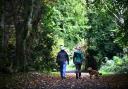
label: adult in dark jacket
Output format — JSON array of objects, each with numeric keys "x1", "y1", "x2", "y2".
[
  {"x1": 57, "y1": 46, "x2": 69, "y2": 79},
  {"x1": 86, "y1": 53, "x2": 97, "y2": 70}
]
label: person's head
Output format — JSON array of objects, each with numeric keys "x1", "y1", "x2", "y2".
[
  {"x1": 60, "y1": 45, "x2": 65, "y2": 50},
  {"x1": 75, "y1": 46, "x2": 81, "y2": 50}
]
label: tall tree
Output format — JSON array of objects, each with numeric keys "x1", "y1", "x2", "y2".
[{"x1": 0, "y1": 0, "x2": 42, "y2": 72}]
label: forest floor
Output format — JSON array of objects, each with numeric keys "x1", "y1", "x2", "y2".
[{"x1": 0, "y1": 72, "x2": 128, "y2": 89}]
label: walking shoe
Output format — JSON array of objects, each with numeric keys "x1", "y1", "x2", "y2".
[
  {"x1": 79, "y1": 77, "x2": 82, "y2": 79},
  {"x1": 62, "y1": 77, "x2": 66, "y2": 79}
]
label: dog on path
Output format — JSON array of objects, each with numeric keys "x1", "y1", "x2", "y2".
[{"x1": 87, "y1": 67, "x2": 102, "y2": 79}]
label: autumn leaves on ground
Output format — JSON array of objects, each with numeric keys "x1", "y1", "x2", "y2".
[{"x1": 1, "y1": 72, "x2": 128, "y2": 89}]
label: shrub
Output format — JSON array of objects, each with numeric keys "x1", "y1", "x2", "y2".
[{"x1": 99, "y1": 55, "x2": 128, "y2": 74}]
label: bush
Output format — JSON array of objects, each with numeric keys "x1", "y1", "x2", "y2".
[{"x1": 99, "y1": 55, "x2": 128, "y2": 74}]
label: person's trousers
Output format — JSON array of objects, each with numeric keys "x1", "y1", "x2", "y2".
[
  {"x1": 75, "y1": 63, "x2": 82, "y2": 79},
  {"x1": 60, "y1": 61, "x2": 67, "y2": 79}
]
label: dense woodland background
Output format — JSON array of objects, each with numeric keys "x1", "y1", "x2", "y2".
[{"x1": 0, "y1": 0, "x2": 128, "y2": 74}]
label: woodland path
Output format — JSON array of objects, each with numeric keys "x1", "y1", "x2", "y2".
[{"x1": 1, "y1": 72, "x2": 128, "y2": 89}]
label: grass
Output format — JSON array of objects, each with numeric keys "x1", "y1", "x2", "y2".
[
  {"x1": 67, "y1": 60, "x2": 75, "y2": 71},
  {"x1": 51, "y1": 72, "x2": 60, "y2": 77}
]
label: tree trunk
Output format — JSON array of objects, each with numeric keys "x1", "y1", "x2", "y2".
[
  {"x1": 16, "y1": 28, "x2": 25, "y2": 71},
  {"x1": 13, "y1": 0, "x2": 32, "y2": 71}
]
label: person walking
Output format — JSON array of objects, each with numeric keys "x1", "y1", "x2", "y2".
[
  {"x1": 56, "y1": 46, "x2": 69, "y2": 79},
  {"x1": 86, "y1": 52, "x2": 97, "y2": 71},
  {"x1": 73, "y1": 47, "x2": 84, "y2": 79}
]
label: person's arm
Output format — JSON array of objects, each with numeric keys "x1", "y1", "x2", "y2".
[
  {"x1": 66, "y1": 53, "x2": 69, "y2": 64},
  {"x1": 73, "y1": 52, "x2": 75, "y2": 64},
  {"x1": 56, "y1": 53, "x2": 60, "y2": 64}
]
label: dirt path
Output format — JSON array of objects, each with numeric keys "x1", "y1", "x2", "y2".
[
  {"x1": 44, "y1": 73, "x2": 128, "y2": 89},
  {"x1": 1, "y1": 72, "x2": 128, "y2": 89}
]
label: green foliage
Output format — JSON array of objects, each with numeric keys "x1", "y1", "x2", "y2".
[
  {"x1": 97, "y1": 0, "x2": 128, "y2": 47},
  {"x1": 1, "y1": 0, "x2": 128, "y2": 73},
  {"x1": 48, "y1": 0, "x2": 88, "y2": 49},
  {"x1": 113, "y1": 56, "x2": 123, "y2": 66},
  {"x1": 29, "y1": 3, "x2": 56, "y2": 72},
  {"x1": 85, "y1": 0, "x2": 123, "y2": 66},
  {"x1": 100, "y1": 55, "x2": 128, "y2": 74},
  {"x1": 37, "y1": 0, "x2": 89, "y2": 72}
]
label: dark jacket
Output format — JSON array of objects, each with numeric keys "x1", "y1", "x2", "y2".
[
  {"x1": 57, "y1": 50, "x2": 69, "y2": 64},
  {"x1": 86, "y1": 54, "x2": 97, "y2": 70}
]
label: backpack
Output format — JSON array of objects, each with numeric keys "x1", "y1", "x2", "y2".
[{"x1": 73, "y1": 51, "x2": 83, "y2": 63}]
